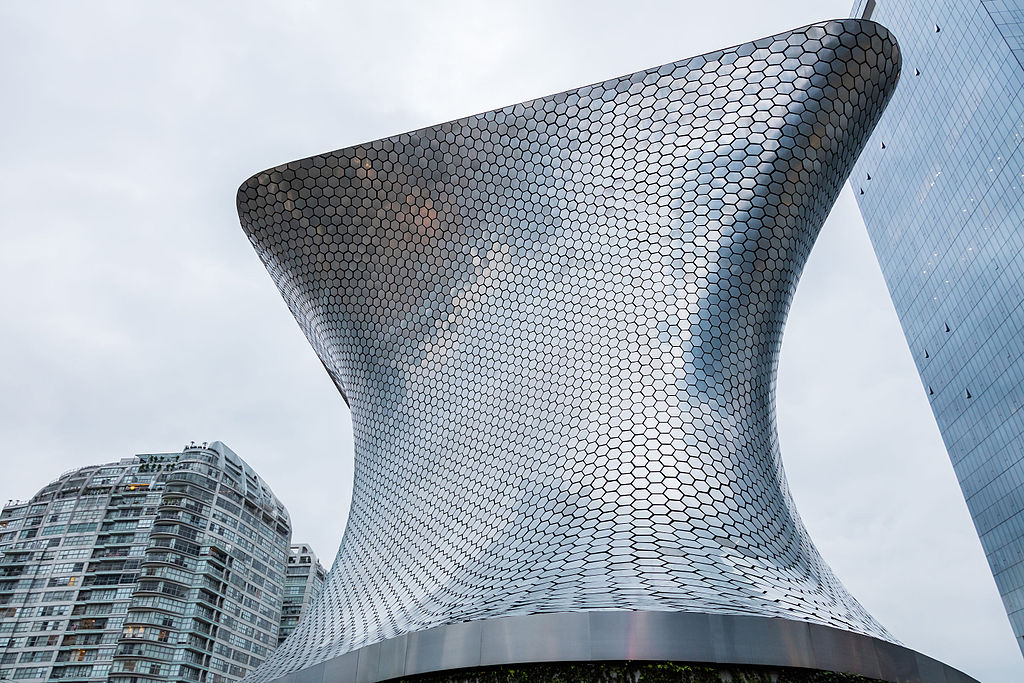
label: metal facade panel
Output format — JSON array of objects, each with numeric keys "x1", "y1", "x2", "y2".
[
  {"x1": 480, "y1": 613, "x2": 591, "y2": 665},
  {"x1": 708, "y1": 615, "x2": 815, "y2": 669},
  {"x1": 321, "y1": 653, "x2": 357, "y2": 683},
  {"x1": 404, "y1": 621, "x2": 483, "y2": 676},
  {"x1": 353, "y1": 643, "x2": 379, "y2": 683},
  {"x1": 587, "y1": 611, "x2": 715, "y2": 662},
  {"x1": 292, "y1": 664, "x2": 324, "y2": 683},
  {"x1": 806, "y1": 622, "x2": 885, "y2": 680},
  {"x1": 374, "y1": 636, "x2": 407, "y2": 681}
]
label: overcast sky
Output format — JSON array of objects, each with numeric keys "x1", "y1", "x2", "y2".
[{"x1": 0, "y1": 2, "x2": 1020, "y2": 681}]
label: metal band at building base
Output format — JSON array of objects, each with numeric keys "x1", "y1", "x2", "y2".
[{"x1": 275, "y1": 612, "x2": 976, "y2": 683}]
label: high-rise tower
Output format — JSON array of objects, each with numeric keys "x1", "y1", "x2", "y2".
[
  {"x1": 850, "y1": 0, "x2": 1024, "y2": 656},
  {"x1": 278, "y1": 545, "x2": 325, "y2": 645},
  {"x1": 0, "y1": 442, "x2": 293, "y2": 683}
]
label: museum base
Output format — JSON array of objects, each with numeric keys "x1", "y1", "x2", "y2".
[{"x1": 268, "y1": 612, "x2": 976, "y2": 683}]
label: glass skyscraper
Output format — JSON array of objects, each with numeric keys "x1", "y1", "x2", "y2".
[{"x1": 851, "y1": 0, "x2": 1024, "y2": 656}]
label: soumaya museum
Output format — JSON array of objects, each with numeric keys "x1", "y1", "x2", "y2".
[
  {"x1": 8, "y1": 1, "x2": 1024, "y2": 683},
  {"x1": 234, "y1": 12, "x2": 979, "y2": 683}
]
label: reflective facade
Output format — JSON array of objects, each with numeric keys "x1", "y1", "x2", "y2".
[
  {"x1": 0, "y1": 442, "x2": 292, "y2": 683},
  {"x1": 236, "y1": 18, "x2": 922, "y2": 682},
  {"x1": 851, "y1": 0, "x2": 1024, "y2": 655}
]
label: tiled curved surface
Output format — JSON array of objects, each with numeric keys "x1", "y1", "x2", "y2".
[{"x1": 238, "y1": 18, "x2": 902, "y2": 681}]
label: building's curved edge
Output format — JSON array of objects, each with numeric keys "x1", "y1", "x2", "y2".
[
  {"x1": 271, "y1": 611, "x2": 975, "y2": 683},
  {"x1": 233, "y1": 17, "x2": 897, "y2": 198}
]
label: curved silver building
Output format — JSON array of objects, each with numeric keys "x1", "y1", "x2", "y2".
[{"x1": 238, "y1": 18, "x2": 973, "y2": 683}]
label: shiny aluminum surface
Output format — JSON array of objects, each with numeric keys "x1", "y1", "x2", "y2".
[
  {"x1": 261, "y1": 612, "x2": 979, "y2": 683},
  {"x1": 238, "y1": 18, "x2": 906, "y2": 682}
]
